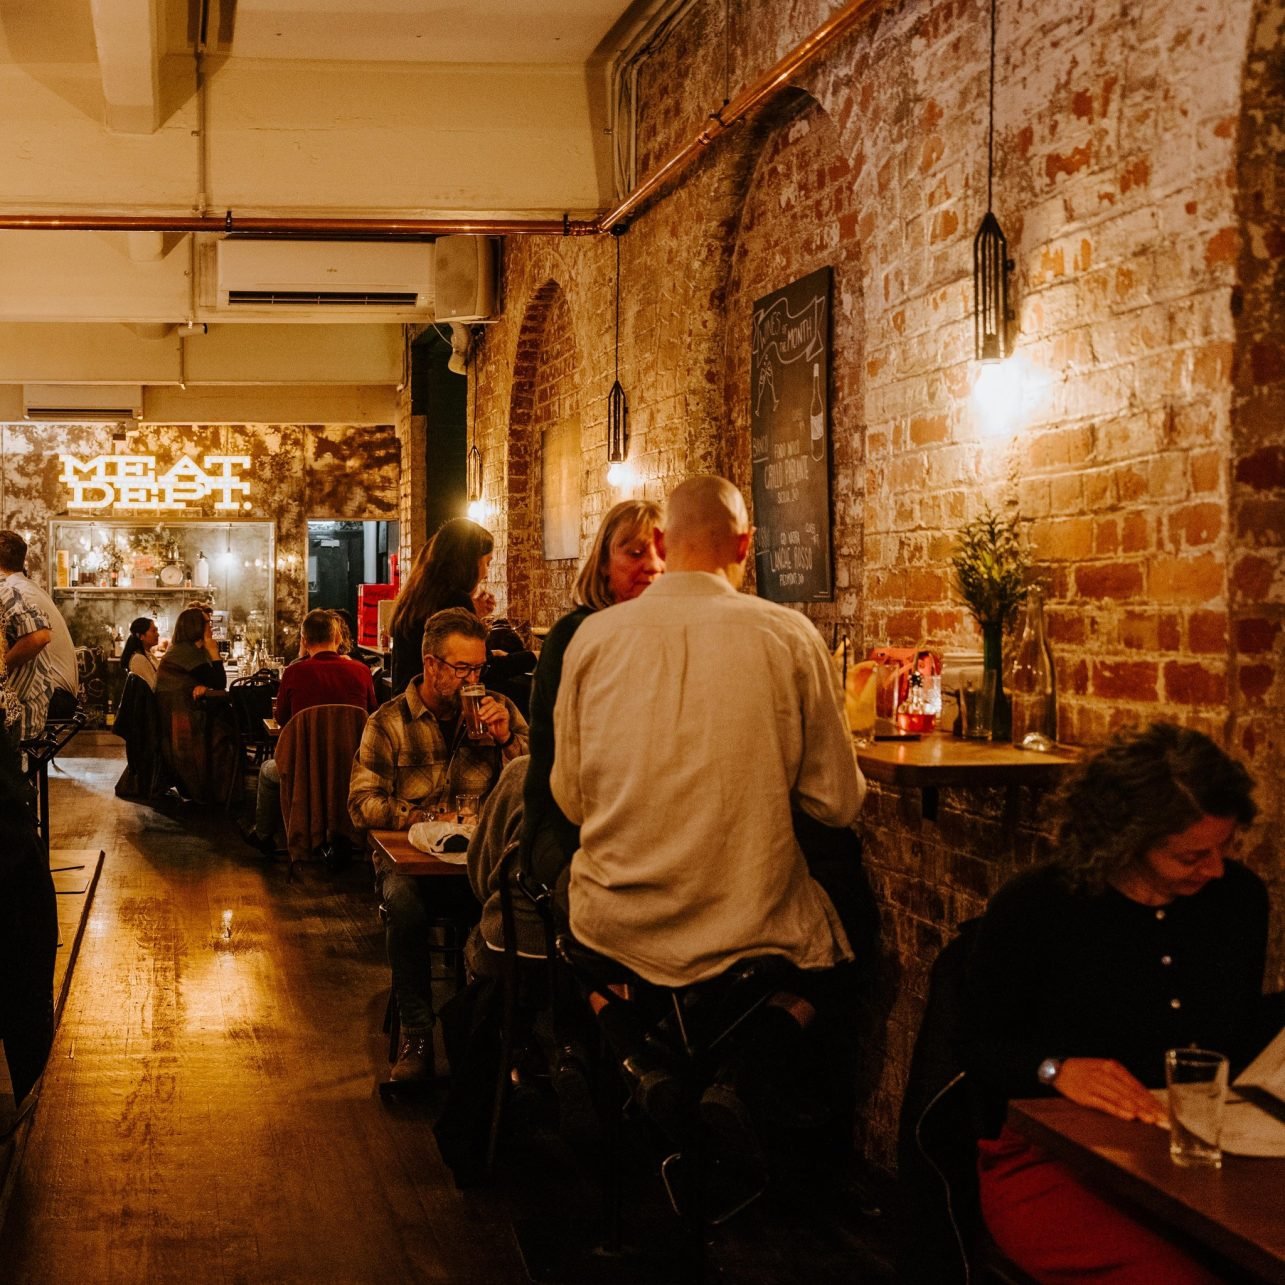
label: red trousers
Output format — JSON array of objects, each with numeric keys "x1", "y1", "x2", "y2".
[{"x1": 977, "y1": 1124, "x2": 1222, "y2": 1284}]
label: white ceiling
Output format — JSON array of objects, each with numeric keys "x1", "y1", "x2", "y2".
[{"x1": 0, "y1": 0, "x2": 648, "y2": 417}]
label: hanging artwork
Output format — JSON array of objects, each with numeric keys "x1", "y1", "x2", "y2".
[{"x1": 749, "y1": 267, "x2": 834, "y2": 603}]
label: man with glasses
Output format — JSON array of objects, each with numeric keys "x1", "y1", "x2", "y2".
[{"x1": 350, "y1": 607, "x2": 528, "y2": 1082}]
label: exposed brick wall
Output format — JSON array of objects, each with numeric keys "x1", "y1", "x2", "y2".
[
  {"x1": 455, "y1": 0, "x2": 1284, "y2": 1170},
  {"x1": 1231, "y1": 0, "x2": 1285, "y2": 986}
]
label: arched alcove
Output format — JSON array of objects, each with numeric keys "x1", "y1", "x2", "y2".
[
  {"x1": 722, "y1": 89, "x2": 865, "y2": 636},
  {"x1": 504, "y1": 279, "x2": 581, "y2": 625}
]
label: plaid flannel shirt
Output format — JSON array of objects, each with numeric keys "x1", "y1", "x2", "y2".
[{"x1": 348, "y1": 678, "x2": 528, "y2": 872}]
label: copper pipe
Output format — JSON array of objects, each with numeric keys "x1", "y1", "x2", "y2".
[
  {"x1": 0, "y1": 212, "x2": 597, "y2": 237},
  {"x1": 0, "y1": 0, "x2": 883, "y2": 241},
  {"x1": 597, "y1": 0, "x2": 886, "y2": 231}
]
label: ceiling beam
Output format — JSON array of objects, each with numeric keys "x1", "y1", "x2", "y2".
[{"x1": 90, "y1": 0, "x2": 164, "y2": 134}]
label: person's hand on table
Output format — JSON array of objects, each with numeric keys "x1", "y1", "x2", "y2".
[{"x1": 1053, "y1": 1057, "x2": 1167, "y2": 1125}]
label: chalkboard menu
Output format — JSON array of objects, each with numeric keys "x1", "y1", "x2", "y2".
[{"x1": 750, "y1": 267, "x2": 834, "y2": 602}]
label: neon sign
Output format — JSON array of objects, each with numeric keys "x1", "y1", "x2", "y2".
[{"x1": 59, "y1": 454, "x2": 253, "y2": 511}]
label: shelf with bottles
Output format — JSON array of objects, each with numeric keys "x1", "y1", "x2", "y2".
[{"x1": 49, "y1": 517, "x2": 276, "y2": 653}]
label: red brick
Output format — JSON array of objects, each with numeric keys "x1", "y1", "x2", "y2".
[
  {"x1": 1231, "y1": 554, "x2": 1274, "y2": 599},
  {"x1": 1234, "y1": 616, "x2": 1280, "y2": 653},
  {"x1": 909, "y1": 414, "x2": 950, "y2": 445},
  {"x1": 1158, "y1": 613, "x2": 1181, "y2": 652},
  {"x1": 1046, "y1": 143, "x2": 1092, "y2": 182},
  {"x1": 1150, "y1": 553, "x2": 1224, "y2": 604},
  {"x1": 1120, "y1": 612, "x2": 1159, "y2": 651},
  {"x1": 1168, "y1": 502, "x2": 1223, "y2": 549},
  {"x1": 1093, "y1": 660, "x2": 1159, "y2": 701},
  {"x1": 1204, "y1": 226, "x2": 1238, "y2": 268},
  {"x1": 1188, "y1": 610, "x2": 1228, "y2": 653},
  {"x1": 1237, "y1": 499, "x2": 1285, "y2": 544},
  {"x1": 1191, "y1": 450, "x2": 1222, "y2": 494},
  {"x1": 1075, "y1": 561, "x2": 1144, "y2": 599},
  {"x1": 1163, "y1": 661, "x2": 1227, "y2": 706},
  {"x1": 1239, "y1": 664, "x2": 1276, "y2": 702},
  {"x1": 1095, "y1": 516, "x2": 1119, "y2": 555},
  {"x1": 1233, "y1": 449, "x2": 1285, "y2": 493}
]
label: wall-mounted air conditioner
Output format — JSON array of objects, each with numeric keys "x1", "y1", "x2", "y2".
[
  {"x1": 211, "y1": 240, "x2": 435, "y2": 316},
  {"x1": 23, "y1": 384, "x2": 142, "y2": 422}
]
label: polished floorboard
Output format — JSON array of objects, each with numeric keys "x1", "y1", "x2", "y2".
[{"x1": 0, "y1": 734, "x2": 894, "y2": 1284}]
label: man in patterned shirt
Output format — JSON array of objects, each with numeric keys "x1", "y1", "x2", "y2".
[
  {"x1": 349, "y1": 607, "x2": 528, "y2": 1082},
  {"x1": 0, "y1": 531, "x2": 56, "y2": 745}
]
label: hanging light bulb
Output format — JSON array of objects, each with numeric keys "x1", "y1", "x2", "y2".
[
  {"x1": 465, "y1": 338, "x2": 486, "y2": 519},
  {"x1": 973, "y1": 0, "x2": 1014, "y2": 363},
  {"x1": 606, "y1": 227, "x2": 630, "y2": 479}
]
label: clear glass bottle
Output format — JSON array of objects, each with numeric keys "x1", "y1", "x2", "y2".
[{"x1": 1009, "y1": 587, "x2": 1057, "y2": 752}]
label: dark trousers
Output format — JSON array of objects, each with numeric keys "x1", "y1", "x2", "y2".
[
  {"x1": 0, "y1": 850, "x2": 58, "y2": 1103},
  {"x1": 46, "y1": 687, "x2": 79, "y2": 721}
]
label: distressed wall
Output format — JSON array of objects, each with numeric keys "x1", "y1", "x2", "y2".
[
  {"x1": 0, "y1": 421, "x2": 398, "y2": 652},
  {"x1": 464, "y1": 0, "x2": 1284, "y2": 1170}
]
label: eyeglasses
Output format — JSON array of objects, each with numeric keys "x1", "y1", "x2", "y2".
[{"x1": 431, "y1": 657, "x2": 485, "y2": 678}]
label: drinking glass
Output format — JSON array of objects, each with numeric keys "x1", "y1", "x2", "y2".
[
  {"x1": 460, "y1": 684, "x2": 487, "y2": 738},
  {"x1": 454, "y1": 793, "x2": 480, "y2": 822},
  {"x1": 1165, "y1": 1047, "x2": 1228, "y2": 1168},
  {"x1": 846, "y1": 660, "x2": 877, "y2": 746},
  {"x1": 960, "y1": 668, "x2": 997, "y2": 740}
]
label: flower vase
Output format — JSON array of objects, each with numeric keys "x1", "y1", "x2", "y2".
[{"x1": 982, "y1": 620, "x2": 1011, "y2": 741}]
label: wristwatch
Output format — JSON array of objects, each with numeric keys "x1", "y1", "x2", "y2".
[{"x1": 1037, "y1": 1057, "x2": 1063, "y2": 1087}]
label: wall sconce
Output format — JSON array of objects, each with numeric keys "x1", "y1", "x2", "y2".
[
  {"x1": 606, "y1": 226, "x2": 630, "y2": 479},
  {"x1": 973, "y1": 0, "x2": 1014, "y2": 363}
]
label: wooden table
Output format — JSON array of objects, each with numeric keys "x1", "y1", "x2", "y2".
[
  {"x1": 1009, "y1": 1096, "x2": 1285, "y2": 1283},
  {"x1": 370, "y1": 828, "x2": 471, "y2": 878},
  {"x1": 855, "y1": 734, "x2": 1080, "y2": 819}
]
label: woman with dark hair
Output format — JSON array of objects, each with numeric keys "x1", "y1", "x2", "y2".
[
  {"x1": 119, "y1": 616, "x2": 160, "y2": 689},
  {"x1": 388, "y1": 518, "x2": 494, "y2": 694},
  {"x1": 958, "y1": 722, "x2": 1282, "y2": 1283},
  {"x1": 155, "y1": 606, "x2": 236, "y2": 803}
]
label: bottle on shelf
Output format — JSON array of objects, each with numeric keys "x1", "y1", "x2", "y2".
[
  {"x1": 1009, "y1": 587, "x2": 1057, "y2": 752},
  {"x1": 194, "y1": 551, "x2": 209, "y2": 588},
  {"x1": 69, "y1": 553, "x2": 80, "y2": 586}
]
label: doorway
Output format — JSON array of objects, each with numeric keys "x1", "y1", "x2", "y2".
[{"x1": 306, "y1": 520, "x2": 399, "y2": 619}]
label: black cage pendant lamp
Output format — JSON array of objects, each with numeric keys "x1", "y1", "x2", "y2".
[
  {"x1": 466, "y1": 355, "x2": 484, "y2": 517},
  {"x1": 607, "y1": 228, "x2": 629, "y2": 476},
  {"x1": 974, "y1": 0, "x2": 1014, "y2": 362}
]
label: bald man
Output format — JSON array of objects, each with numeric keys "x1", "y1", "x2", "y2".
[{"x1": 550, "y1": 475, "x2": 865, "y2": 987}]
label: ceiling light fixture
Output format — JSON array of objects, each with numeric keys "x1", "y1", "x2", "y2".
[{"x1": 973, "y1": 0, "x2": 1014, "y2": 363}]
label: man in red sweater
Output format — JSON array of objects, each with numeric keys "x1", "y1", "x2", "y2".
[{"x1": 241, "y1": 609, "x2": 377, "y2": 854}]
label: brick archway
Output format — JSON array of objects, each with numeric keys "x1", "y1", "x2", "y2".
[{"x1": 504, "y1": 279, "x2": 580, "y2": 625}]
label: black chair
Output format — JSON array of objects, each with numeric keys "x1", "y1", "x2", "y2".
[
  {"x1": 19, "y1": 707, "x2": 86, "y2": 855},
  {"x1": 896, "y1": 921, "x2": 1039, "y2": 1285},
  {"x1": 227, "y1": 670, "x2": 278, "y2": 769}
]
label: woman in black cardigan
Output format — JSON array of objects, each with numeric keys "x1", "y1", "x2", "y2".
[{"x1": 958, "y1": 722, "x2": 1281, "y2": 1284}]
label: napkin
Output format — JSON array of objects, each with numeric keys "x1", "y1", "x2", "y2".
[{"x1": 407, "y1": 820, "x2": 473, "y2": 864}]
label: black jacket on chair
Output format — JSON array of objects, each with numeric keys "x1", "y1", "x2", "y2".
[{"x1": 113, "y1": 672, "x2": 167, "y2": 800}]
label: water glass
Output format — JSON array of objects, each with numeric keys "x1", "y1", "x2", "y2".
[
  {"x1": 454, "y1": 793, "x2": 480, "y2": 822},
  {"x1": 960, "y1": 668, "x2": 997, "y2": 740},
  {"x1": 1165, "y1": 1047, "x2": 1228, "y2": 1168}
]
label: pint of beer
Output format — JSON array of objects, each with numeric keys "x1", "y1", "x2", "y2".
[{"x1": 461, "y1": 684, "x2": 487, "y2": 738}]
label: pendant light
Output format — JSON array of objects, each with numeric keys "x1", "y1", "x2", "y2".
[
  {"x1": 973, "y1": 0, "x2": 1014, "y2": 362},
  {"x1": 466, "y1": 346, "x2": 485, "y2": 522},
  {"x1": 606, "y1": 226, "x2": 630, "y2": 485}
]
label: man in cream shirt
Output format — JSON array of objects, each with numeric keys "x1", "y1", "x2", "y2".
[{"x1": 551, "y1": 475, "x2": 865, "y2": 1140}]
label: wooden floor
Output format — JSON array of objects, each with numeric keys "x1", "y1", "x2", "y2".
[{"x1": 0, "y1": 734, "x2": 895, "y2": 1284}]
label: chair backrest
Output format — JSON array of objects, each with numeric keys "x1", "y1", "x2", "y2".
[
  {"x1": 275, "y1": 703, "x2": 369, "y2": 862},
  {"x1": 896, "y1": 919, "x2": 984, "y2": 1285}
]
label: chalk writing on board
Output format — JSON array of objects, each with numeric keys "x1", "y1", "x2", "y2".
[{"x1": 750, "y1": 268, "x2": 834, "y2": 603}]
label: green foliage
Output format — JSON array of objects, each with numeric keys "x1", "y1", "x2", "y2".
[{"x1": 951, "y1": 505, "x2": 1030, "y2": 629}]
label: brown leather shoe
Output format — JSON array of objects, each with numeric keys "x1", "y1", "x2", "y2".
[{"x1": 390, "y1": 1031, "x2": 435, "y2": 1082}]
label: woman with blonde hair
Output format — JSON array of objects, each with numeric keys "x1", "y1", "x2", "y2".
[
  {"x1": 388, "y1": 517, "x2": 494, "y2": 694},
  {"x1": 520, "y1": 498, "x2": 663, "y2": 884}
]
